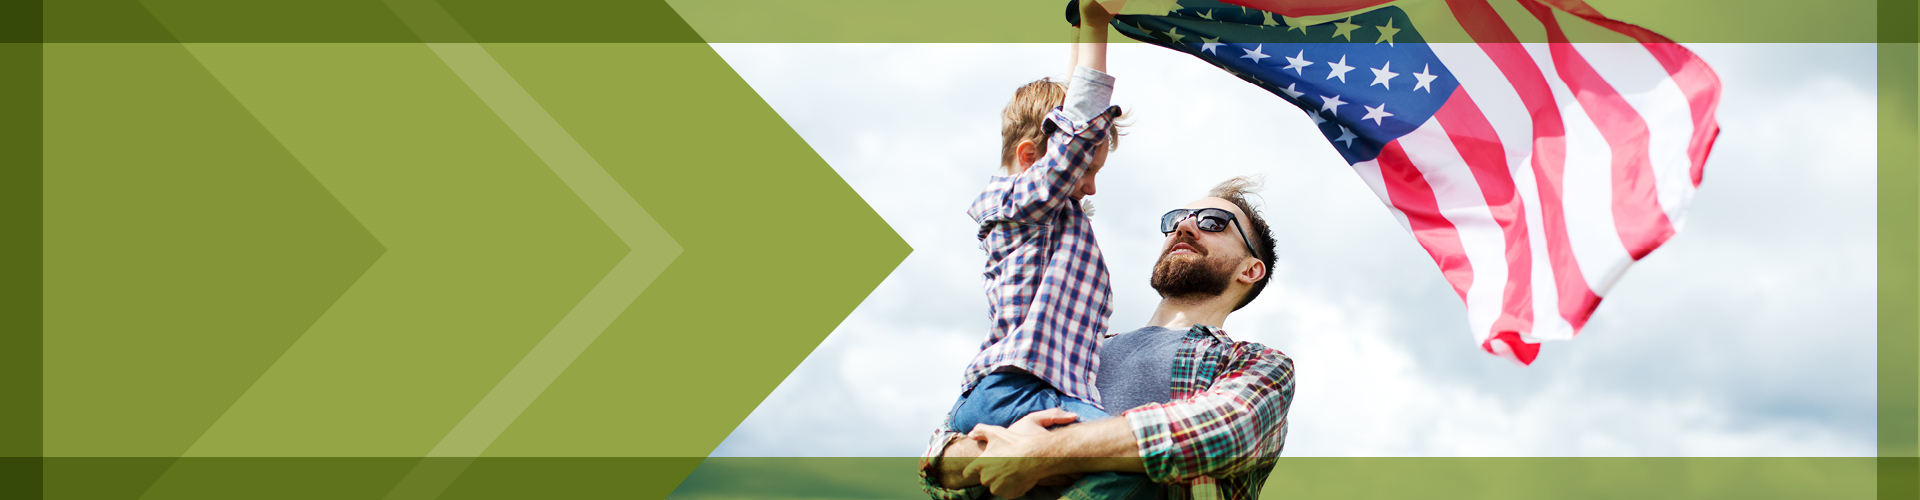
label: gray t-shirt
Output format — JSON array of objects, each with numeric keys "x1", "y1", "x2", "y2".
[{"x1": 1096, "y1": 326, "x2": 1183, "y2": 415}]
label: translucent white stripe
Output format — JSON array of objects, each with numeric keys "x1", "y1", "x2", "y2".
[
  {"x1": 1573, "y1": 42, "x2": 1698, "y2": 231},
  {"x1": 1395, "y1": 118, "x2": 1510, "y2": 345},
  {"x1": 1430, "y1": 43, "x2": 1573, "y2": 341},
  {"x1": 1350, "y1": 159, "x2": 1413, "y2": 232},
  {"x1": 1524, "y1": 42, "x2": 1634, "y2": 297}
]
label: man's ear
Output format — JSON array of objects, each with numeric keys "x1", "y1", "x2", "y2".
[
  {"x1": 1016, "y1": 139, "x2": 1041, "y2": 168},
  {"x1": 1239, "y1": 259, "x2": 1267, "y2": 284}
]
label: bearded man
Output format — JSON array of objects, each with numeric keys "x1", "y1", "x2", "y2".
[{"x1": 922, "y1": 177, "x2": 1297, "y2": 500}]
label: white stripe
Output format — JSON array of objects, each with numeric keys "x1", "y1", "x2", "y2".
[
  {"x1": 1524, "y1": 42, "x2": 1634, "y2": 297},
  {"x1": 1572, "y1": 42, "x2": 1698, "y2": 231},
  {"x1": 1430, "y1": 43, "x2": 1573, "y2": 341},
  {"x1": 1395, "y1": 118, "x2": 1510, "y2": 345},
  {"x1": 1350, "y1": 159, "x2": 1414, "y2": 232}
]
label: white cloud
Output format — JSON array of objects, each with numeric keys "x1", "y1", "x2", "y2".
[{"x1": 707, "y1": 43, "x2": 1875, "y2": 457}]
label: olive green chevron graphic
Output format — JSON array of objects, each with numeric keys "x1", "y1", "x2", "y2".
[
  {"x1": 42, "y1": 5, "x2": 905, "y2": 497},
  {"x1": 42, "y1": 42, "x2": 387, "y2": 458}
]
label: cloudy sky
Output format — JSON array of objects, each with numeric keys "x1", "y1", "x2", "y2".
[{"x1": 704, "y1": 43, "x2": 1877, "y2": 457}]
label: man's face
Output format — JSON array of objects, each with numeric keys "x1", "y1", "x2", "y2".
[{"x1": 1151, "y1": 197, "x2": 1253, "y2": 299}]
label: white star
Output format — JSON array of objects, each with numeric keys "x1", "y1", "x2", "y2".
[
  {"x1": 1261, "y1": 11, "x2": 1279, "y2": 26},
  {"x1": 1413, "y1": 64, "x2": 1439, "y2": 93},
  {"x1": 1278, "y1": 82, "x2": 1305, "y2": 99},
  {"x1": 1319, "y1": 94, "x2": 1347, "y2": 115},
  {"x1": 1200, "y1": 36, "x2": 1223, "y2": 54},
  {"x1": 1197, "y1": 9, "x2": 1214, "y2": 20},
  {"x1": 1334, "y1": 125, "x2": 1358, "y2": 147},
  {"x1": 1362, "y1": 103, "x2": 1395, "y2": 125},
  {"x1": 1240, "y1": 44, "x2": 1271, "y2": 63},
  {"x1": 1309, "y1": 110, "x2": 1327, "y2": 124},
  {"x1": 1325, "y1": 55, "x2": 1355, "y2": 83},
  {"x1": 1375, "y1": 18, "x2": 1402, "y2": 46},
  {"x1": 1282, "y1": 50, "x2": 1313, "y2": 74},
  {"x1": 1284, "y1": 15, "x2": 1310, "y2": 34},
  {"x1": 1369, "y1": 61, "x2": 1399, "y2": 89},
  {"x1": 1165, "y1": 27, "x2": 1186, "y2": 43}
]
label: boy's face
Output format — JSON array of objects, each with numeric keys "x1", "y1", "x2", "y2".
[{"x1": 1070, "y1": 141, "x2": 1108, "y2": 200}]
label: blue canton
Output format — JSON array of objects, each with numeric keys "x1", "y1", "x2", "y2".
[{"x1": 1114, "y1": 3, "x2": 1461, "y2": 164}]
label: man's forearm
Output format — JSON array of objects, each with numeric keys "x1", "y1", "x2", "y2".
[
  {"x1": 1035, "y1": 417, "x2": 1146, "y2": 476},
  {"x1": 937, "y1": 434, "x2": 985, "y2": 489}
]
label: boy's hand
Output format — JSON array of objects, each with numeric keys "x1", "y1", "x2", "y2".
[{"x1": 1081, "y1": 0, "x2": 1119, "y2": 27}]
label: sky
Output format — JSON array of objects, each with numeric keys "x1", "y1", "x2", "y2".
[{"x1": 704, "y1": 43, "x2": 1878, "y2": 457}]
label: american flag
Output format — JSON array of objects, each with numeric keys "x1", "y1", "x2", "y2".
[{"x1": 1105, "y1": 0, "x2": 1722, "y2": 364}]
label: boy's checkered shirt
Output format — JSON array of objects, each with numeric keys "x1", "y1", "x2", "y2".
[{"x1": 960, "y1": 99, "x2": 1122, "y2": 406}]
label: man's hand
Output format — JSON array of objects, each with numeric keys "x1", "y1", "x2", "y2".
[{"x1": 961, "y1": 409, "x2": 1078, "y2": 499}]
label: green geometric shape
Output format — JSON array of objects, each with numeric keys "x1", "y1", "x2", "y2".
[
  {"x1": 1880, "y1": 41, "x2": 1919, "y2": 460},
  {"x1": 43, "y1": 457, "x2": 178, "y2": 500},
  {"x1": 436, "y1": 458, "x2": 703, "y2": 500},
  {"x1": 434, "y1": 0, "x2": 702, "y2": 42},
  {"x1": 136, "y1": 0, "x2": 421, "y2": 42},
  {"x1": 42, "y1": 42, "x2": 386, "y2": 457},
  {"x1": 471, "y1": 42, "x2": 909, "y2": 457},
  {"x1": 172, "y1": 42, "x2": 627, "y2": 456},
  {"x1": 43, "y1": 0, "x2": 178, "y2": 43}
]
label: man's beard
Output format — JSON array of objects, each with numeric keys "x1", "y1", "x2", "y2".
[{"x1": 1151, "y1": 237, "x2": 1237, "y2": 300}]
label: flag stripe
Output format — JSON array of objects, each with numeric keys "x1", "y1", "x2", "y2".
[
  {"x1": 1572, "y1": 41, "x2": 1698, "y2": 230},
  {"x1": 1218, "y1": 0, "x2": 1397, "y2": 18},
  {"x1": 1428, "y1": 42, "x2": 1574, "y2": 342},
  {"x1": 1445, "y1": 0, "x2": 1602, "y2": 330},
  {"x1": 1526, "y1": 3, "x2": 1675, "y2": 263},
  {"x1": 1537, "y1": 0, "x2": 1722, "y2": 187},
  {"x1": 1373, "y1": 141, "x2": 1476, "y2": 303},
  {"x1": 1521, "y1": 41, "x2": 1636, "y2": 297},
  {"x1": 1396, "y1": 115, "x2": 1515, "y2": 344},
  {"x1": 1431, "y1": 87, "x2": 1534, "y2": 341}
]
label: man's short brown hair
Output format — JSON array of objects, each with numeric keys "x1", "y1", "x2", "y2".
[
  {"x1": 1210, "y1": 176, "x2": 1278, "y2": 311},
  {"x1": 999, "y1": 77, "x2": 1125, "y2": 171}
]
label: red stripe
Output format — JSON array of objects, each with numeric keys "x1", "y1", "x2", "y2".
[
  {"x1": 1532, "y1": 0, "x2": 1720, "y2": 187},
  {"x1": 1523, "y1": 1, "x2": 1675, "y2": 261},
  {"x1": 1483, "y1": 331, "x2": 1542, "y2": 364},
  {"x1": 1214, "y1": 0, "x2": 1396, "y2": 17},
  {"x1": 1432, "y1": 87, "x2": 1534, "y2": 342},
  {"x1": 1374, "y1": 142, "x2": 1474, "y2": 302},
  {"x1": 1444, "y1": 0, "x2": 1601, "y2": 332}
]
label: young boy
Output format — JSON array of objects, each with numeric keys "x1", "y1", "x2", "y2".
[{"x1": 939, "y1": 3, "x2": 1151, "y2": 499}]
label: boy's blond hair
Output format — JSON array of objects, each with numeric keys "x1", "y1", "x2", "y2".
[{"x1": 999, "y1": 78, "x2": 1126, "y2": 172}]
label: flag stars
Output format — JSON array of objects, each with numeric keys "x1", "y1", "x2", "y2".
[
  {"x1": 1332, "y1": 17, "x2": 1362, "y2": 41},
  {"x1": 1282, "y1": 50, "x2": 1313, "y2": 74},
  {"x1": 1413, "y1": 64, "x2": 1439, "y2": 93},
  {"x1": 1200, "y1": 36, "x2": 1223, "y2": 54},
  {"x1": 1369, "y1": 61, "x2": 1399, "y2": 89},
  {"x1": 1319, "y1": 94, "x2": 1347, "y2": 115},
  {"x1": 1334, "y1": 125, "x2": 1358, "y2": 147},
  {"x1": 1326, "y1": 55, "x2": 1355, "y2": 82},
  {"x1": 1261, "y1": 11, "x2": 1279, "y2": 26},
  {"x1": 1278, "y1": 82, "x2": 1305, "y2": 99},
  {"x1": 1241, "y1": 44, "x2": 1272, "y2": 63},
  {"x1": 1166, "y1": 27, "x2": 1186, "y2": 43},
  {"x1": 1374, "y1": 18, "x2": 1402, "y2": 46},
  {"x1": 1197, "y1": 9, "x2": 1213, "y2": 20},
  {"x1": 1284, "y1": 15, "x2": 1310, "y2": 34},
  {"x1": 1362, "y1": 103, "x2": 1395, "y2": 125}
]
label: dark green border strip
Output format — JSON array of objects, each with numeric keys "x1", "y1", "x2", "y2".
[
  {"x1": 2, "y1": 9, "x2": 43, "y2": 500},
  {"x1": 1878, "y1": 7, "x2": 1920, "y2": 500},
  {"x1": 25, "y1": 0, "x2": 1884, "y2": 42}
]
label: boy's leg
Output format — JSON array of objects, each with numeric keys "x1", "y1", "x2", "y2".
[{"x1": 946, "y1": 370, "x2": 1065, "y2": 433}]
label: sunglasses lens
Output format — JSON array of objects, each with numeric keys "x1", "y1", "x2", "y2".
[{"x1": 1160, "y1": 210, "x2": 1187, "y2": 233}]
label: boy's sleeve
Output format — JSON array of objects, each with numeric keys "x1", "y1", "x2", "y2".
[
  {"x1": 1121, "y1": 343, "x2": 1295, "y2": 483},
  {"x1": 983, "y1": 67, "x2": 1122, "y2": 226}
]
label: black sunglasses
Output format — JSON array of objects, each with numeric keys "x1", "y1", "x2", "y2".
[{"x1": 1160, "y1": 208, "x2": 1261, "y2": 259}]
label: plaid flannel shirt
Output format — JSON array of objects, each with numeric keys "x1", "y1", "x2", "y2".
[
  {"x1": 922, "y1": 325, "x2": 1295, "y2": 500},
  {"x1": 960, "y1": 67, "x2": 1121, "y2": 405}
]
